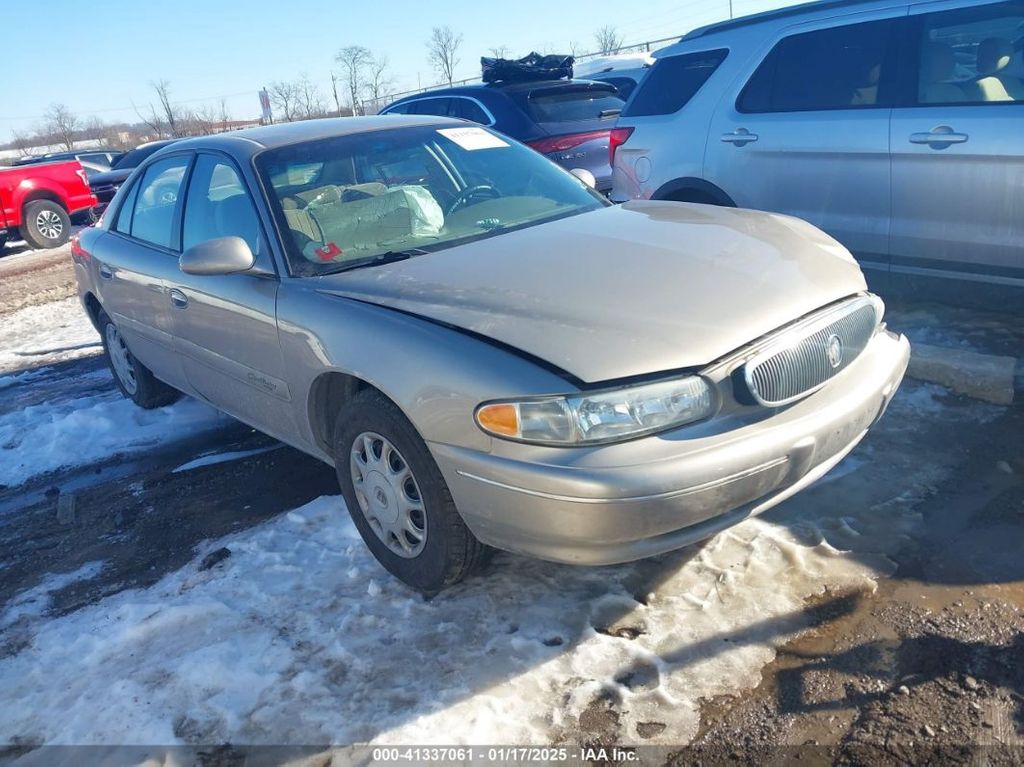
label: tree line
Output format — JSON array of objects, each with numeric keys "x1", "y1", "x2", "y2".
[{"x1": 3, "y1": 24, "x2": 629, "y2": 154}]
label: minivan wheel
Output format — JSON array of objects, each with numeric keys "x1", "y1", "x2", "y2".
[
  {"x1": 20, "y1": 200, "x2": 71, "y2": 249},
  {"x1": 98, "y1": 310, "x2": 179, "y2": 409},
  {"x1": 333, "y1": 389, "x2": 487, "y2": 594}
]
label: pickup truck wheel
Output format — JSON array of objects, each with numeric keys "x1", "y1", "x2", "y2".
[
  {"x1": 333, "y1": 389, "x2": 487, "y2": 594},
  {"x1": 20, "y1": 200, "x2": 71, "y2": 249},
  {"x1": 98, "y1": 310, "x2": 179, "y2": 409}
]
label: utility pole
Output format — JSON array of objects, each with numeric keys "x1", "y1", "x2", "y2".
[{"x1": 728, "y1": 0, "x2": 733, "y2": 19}]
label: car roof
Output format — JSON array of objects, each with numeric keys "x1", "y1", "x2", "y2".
[
  {"x1": 158, "y1": 115, "x2": 464, "y2": 155},
  {"x1": 681, "y1": 0, "x2": 900, "y2": 41},
  {"x1": 388, "y1": 78, "x2": 616, "y2": 102}
]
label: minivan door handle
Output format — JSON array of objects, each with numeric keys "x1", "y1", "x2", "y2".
[
  {"x1": 169, "y1": 288, "x2": 189, "y2": 308},
  {"x1": 721, "y1": 128, "x2": 759, "y2": 146},
  {"x1": 909, "y1": 126, "x2": 968, "y2": 149}
]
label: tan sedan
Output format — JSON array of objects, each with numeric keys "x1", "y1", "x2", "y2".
[{"x1": 73, "y1": 116, "x2": 910, "y2": 592}]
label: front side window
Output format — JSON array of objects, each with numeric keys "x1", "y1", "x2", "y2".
[
  {"x1": 129, "y1": 155, "x2": 190, "y2": 249},
  {"x1": 917, "y1": 2, "x2": 1024, "y2": 105},
  {"x1": 739, "y1": 19, "x2": 895, "y2": 113},
  {"x1": 624, "y1": 50, "x2": 727, "y2": 116},
  {"x1": 256, "y1": 124, "x2": 606, "y2": 276},
  {"x1": 182, "y1": 155, "x2": 261, "y2": 254}
]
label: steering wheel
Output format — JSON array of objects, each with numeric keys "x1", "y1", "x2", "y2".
[{"x1": 446, "y1": 185, "x2": 499, "y2": 216}]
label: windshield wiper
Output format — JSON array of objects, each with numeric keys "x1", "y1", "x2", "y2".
[
  {"x1": 318, "y1": 248, "x2": 430, "y2": 275},
  {"x1": 599, "y1": 108, "x2": 622, "y2": 118}
]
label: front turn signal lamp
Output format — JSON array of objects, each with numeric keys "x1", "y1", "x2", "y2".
[{"x1": 475, "y1": 376, "x2": 715, "y2": 446}]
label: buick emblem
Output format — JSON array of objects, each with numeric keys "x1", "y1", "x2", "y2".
[{"x1": 826, "y1": 334, "x2": 843, "y2": 368}]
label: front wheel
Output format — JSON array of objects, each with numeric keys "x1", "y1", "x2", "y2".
[
  {"x1": 333, "y1": 389, "x2": 487, "y2": 593},
  {"x1": 20, "y1": 200, "x2": 71, "y2": 249},
  {"x1": 98, "y1": 310, "x2": 179, "y2": 409}
]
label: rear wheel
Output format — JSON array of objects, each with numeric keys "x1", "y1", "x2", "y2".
[
  {"x1": 333, "y1": 389, "x2": 487, "y2": 593},
  {"x1": 98, "y1": 310, "x2": 179, "y2": 409},
  {"x1": 20, "y1": 200, "x2": 71, "y2": 249}
]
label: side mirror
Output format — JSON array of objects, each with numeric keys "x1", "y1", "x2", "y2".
[
  {"x1": 569, "y1": 168, "x2": 597, "y2": 189},
  {"x1": 180, "y1": 236, "x2": 255, "y2": 276}
]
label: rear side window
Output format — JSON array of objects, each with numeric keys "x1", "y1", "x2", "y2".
[
  {"x1": 739, "y1": 19, "x2": 896, "y2": 112},
  {"x1": 916, "y1": 1, "x2": 1024, "y2": 105},
  {"x1": 453, "y1": 97, "x2": 491, "y2": 124},
  {"x1": 623, "y1": 50, "x2": 727, "y2": 116},
  {"x1": 409, "y1": 98, "x2": 453, "y2": 116},
  {"x1": 525, "y1": 86, "x2": 624, "y2": 122},
  {"x1": 128, "y1": 155, "x2": 190, "y2": 249}
]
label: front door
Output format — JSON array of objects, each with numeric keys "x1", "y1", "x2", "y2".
[
  {"x1": 169, "y1": 152, "x2": 298, "y2": 442},
  {"x1": 706, "y1": 12, "x2": 904, "y2": 279},
  {"x1": 890, "y1": 0, "x2": 1024, "y2": 290}
]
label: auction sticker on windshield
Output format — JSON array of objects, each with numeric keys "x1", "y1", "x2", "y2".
[{"x1": 437, "y1": 127, "x2": 509, "y2": 150}]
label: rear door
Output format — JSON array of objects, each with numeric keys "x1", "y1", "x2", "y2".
[
  {"x1": 889, "y1": 0, "x2": 1024, "y2": 290},
  {"x1": 169, "y1": 152, "x2": 298, "y2": 441},
  {"x1": 93, "y1": 153, "x2": 193, "y2": 391},
  {"x1": 515, "y1": 83, "x2": 625, "y2": 192},
  {"x1": 707, "y1": 11, "x2": 905, "y2": 278}
]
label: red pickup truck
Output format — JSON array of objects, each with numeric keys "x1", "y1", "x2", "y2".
[{"x1": 0, "y1": 161, "x2": 97, "y2": 251}]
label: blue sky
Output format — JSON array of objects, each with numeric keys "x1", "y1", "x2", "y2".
[{"x1": 1, "y1": 0, "x2": 795, "y2": 140}]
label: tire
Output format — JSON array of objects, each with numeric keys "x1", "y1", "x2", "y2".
[
  {"x1": 333, "y1": 388, "x2": 487, "y2": 594},
  {"x1": 98, "y1": 310, "x2": 179, "y2": 409},
  {"x1": 20, "y1": 200, "x2": 71, "y2": 249}
]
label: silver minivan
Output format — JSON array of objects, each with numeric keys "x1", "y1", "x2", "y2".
[{"x1": 611, "y1": 0, "x2": 1024, "y2": 298}]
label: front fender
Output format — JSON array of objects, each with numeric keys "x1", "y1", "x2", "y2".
[{"x1": 277, "y1": 285, "x2": 576, "y2": 457}]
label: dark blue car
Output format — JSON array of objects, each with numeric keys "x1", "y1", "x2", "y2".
[{"x1": 380, "y1": 79, "x2": 624, "y2": 192}]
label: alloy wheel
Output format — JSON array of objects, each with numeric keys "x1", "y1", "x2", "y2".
[{"x1": 35, "y1": 209, "x2": 64, "y2": 241}]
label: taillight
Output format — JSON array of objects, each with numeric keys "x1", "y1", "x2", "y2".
[
  {"x1": 527, "y1": 130, "x2": 611, "y2": 156},
  {"x1": 75, "y1": 168, "x2": 89, "y2": 186},
  {"x1": 70, "y1": 234, "x2": 89, "y2": 260},
  {"x1": 609, "y1": 127, "x2": 634, "y2": 166}
]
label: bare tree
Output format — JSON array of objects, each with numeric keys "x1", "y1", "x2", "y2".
[
  {"x1": 151, "y1": 80, "x2": 182, "y2": 137},
  {"x1": 11, "y1": 130, "x2": 34, "y2": 156},
  {"x1": 488, "y1": 45, "x2": 511, "y2": 59},
  {"x1": 295, "y1": 75, "x2": 327, "y2": 119},
  {"x1": 594, "y1": 25, "x2": 624, "y2": 55},
  {"x1": 329, "y1": 72, "x2": 343, "y2": 115},
  {"x1": 335, "y1": 46, "x2": 371, "y2": 115},
  {"x1": 268, "y1": 80, "x2": 300, "y2": 122},
  {"x1": 569, "y1": 40, "x2": 587, "y2": 58},
  {"x1": 42, "y1": 103, "x2": 78, "y2": 151},
  {"x1": 364, "y1": 53, "x2": 394, "y2": 113},
  {"x1": 427, "y1": 26, "x2": 463, "y2": 85},
  {"x1": 218, "y1": 98, "x2": 231, "y2": 131}
]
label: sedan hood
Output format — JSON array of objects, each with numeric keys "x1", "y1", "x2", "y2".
[{"x1": 320, "y1": 201, "x2": 867, "y2": 383}]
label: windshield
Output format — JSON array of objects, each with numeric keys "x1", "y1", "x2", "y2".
[
  {"x1": 113, "y1": 142, "x2": 167, "y2": 170},
  {"x1": 255, "y1": 124, "x2": 607, "y2": 276}
]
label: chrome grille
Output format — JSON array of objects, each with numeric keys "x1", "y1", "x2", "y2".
[{"x1": 743, "y1": 296, "x2": 881, "y2": 407}]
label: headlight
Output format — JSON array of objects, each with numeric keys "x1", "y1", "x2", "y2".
[{"x1": 475, "y1": 376, "x2": 715, "y2": 446}]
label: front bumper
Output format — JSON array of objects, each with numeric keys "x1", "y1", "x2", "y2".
[{"x1": 431, "y1": 329, "x2": 910, "y2": 565}]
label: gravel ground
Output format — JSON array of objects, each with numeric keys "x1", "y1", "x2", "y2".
[{"x1": 0, "y1": 238, "x2": 78, "y2": 317}]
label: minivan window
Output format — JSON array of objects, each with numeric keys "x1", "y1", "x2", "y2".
[
  {"x1": 917, "y1": 1, "x2": 1024, "y2": 105},
  {"x1": 129, "y1": 155, "x2": 190, "y2": 249},
  {"x1": 738, "y1": 19, "x2": 895, "y2": 113},
  {"x1": 623, "y1": 50, "x2": 727, "y2": 116},
  {"x1": 525, "y1": 85, "x2": 624, "y2": 122}
]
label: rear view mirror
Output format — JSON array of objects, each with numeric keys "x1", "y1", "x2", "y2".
[
  {"x1": 180, "y1": 236, "x2": 255, "y2": 276},
  {"x1": 569, "y1": 168, "x2": 597, "y2": 189}
]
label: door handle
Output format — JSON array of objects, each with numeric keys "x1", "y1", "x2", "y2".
[
  {"x1": 721, "y1": 128, "x2": 759, "y2": 146},
  {"x1": 169, "y1": 288, "x2": 189, "y2": 308},
  {"x1": 98, "y1": 265, "x2": 112, "y2": 280},
  {"x1": 909, "y1": 126, "x2": 968, "y2": 148}
]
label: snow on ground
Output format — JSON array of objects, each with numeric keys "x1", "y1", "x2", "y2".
[
  {"x1": 0, "y1": 373, "x2": 999, "y2": 748},
  {"x1": 0, "y1": 297, "x2": 100, "y2": 374},
  {"x1": 0, "y1": 390, "x2": 229, "y2": 488}
]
